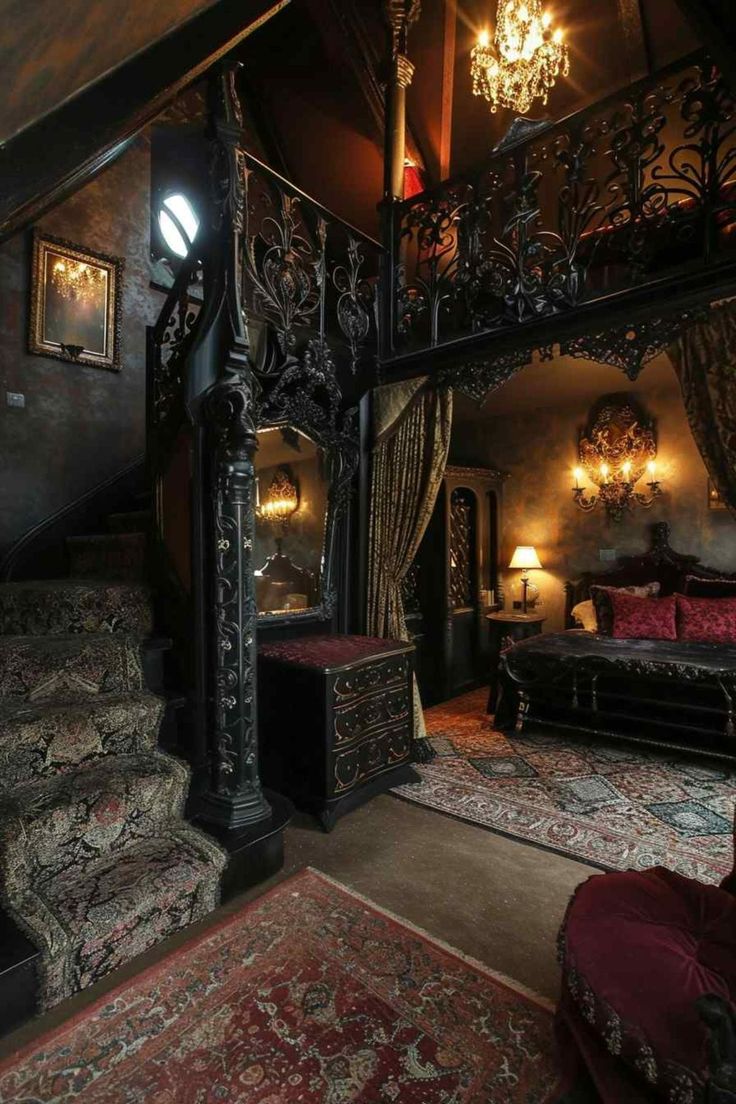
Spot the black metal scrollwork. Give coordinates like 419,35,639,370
393,50,736,382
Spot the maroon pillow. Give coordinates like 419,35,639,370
683,573,736,599
677,594,736,644
590,582,661,635
610,591,677,640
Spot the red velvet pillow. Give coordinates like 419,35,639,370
677,594,736,644
609,591,677,640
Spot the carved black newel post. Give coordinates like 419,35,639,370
195,64,272,832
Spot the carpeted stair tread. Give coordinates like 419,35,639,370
0,508,226,1014
16,829,225,1004
0,579,152,636
1,752,193,881
66,533,146,582
107,509,151,534
0,692,163,787
0,634,144,701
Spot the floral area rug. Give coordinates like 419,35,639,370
0,868,558,1104
393,689,736,884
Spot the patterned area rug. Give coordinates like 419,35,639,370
393,689,736,884
0,869,558,1104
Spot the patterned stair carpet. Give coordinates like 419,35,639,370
0,514,226,1012
0,869,558,1104
393,689,736,884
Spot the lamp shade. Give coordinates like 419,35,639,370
508,545,542,570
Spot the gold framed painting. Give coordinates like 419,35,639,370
29,234,124,371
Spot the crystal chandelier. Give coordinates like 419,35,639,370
50,258,106,304
471,1,569,115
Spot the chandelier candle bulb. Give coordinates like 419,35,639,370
471,0,570,114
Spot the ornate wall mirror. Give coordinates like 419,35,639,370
254,427,329,618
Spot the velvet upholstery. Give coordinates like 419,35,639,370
677,595,736,644
609,592,677,640
557,866,736,1102
590,582,661,635
258,634,409,671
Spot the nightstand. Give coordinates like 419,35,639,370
486,612,546,714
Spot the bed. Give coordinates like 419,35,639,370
495,523,736,761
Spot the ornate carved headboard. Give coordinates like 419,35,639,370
564,523,733,627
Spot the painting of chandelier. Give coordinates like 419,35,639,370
471,1,569,115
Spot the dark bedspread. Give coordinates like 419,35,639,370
504,630,736,680
495,630,736,731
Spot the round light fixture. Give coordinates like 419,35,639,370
158,193,199,259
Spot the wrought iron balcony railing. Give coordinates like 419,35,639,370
240,151,381,384
388,49,736,363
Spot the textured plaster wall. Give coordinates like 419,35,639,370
0,136,160,559
450,353,736,633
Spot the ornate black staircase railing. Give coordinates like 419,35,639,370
146,65,381,834
385,49,736,383
240,149,381,382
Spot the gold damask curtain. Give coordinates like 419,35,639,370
367,380,453,759
671,301,736,520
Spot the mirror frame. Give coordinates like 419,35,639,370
254,342,358,626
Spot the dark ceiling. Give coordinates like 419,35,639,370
0,0,222,145
236,0,699,236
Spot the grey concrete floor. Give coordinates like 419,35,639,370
0,794,595,1061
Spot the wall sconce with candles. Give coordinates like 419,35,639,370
256,467,299,542
571,396,662,523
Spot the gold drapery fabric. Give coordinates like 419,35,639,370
671,302,736,521
366,381,453,752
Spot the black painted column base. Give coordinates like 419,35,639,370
196,788,293,901
192,785,273,832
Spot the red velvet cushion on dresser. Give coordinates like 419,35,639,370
258,635,408,671
557,867,736,1102
677,595,736,644
610,591,677,640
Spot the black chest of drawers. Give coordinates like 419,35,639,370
258,634,419,830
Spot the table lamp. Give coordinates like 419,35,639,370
508,545,543,614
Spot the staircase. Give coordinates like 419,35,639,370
0,509,226,1012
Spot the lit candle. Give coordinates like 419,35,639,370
541,10,552,28
478,28,490,48
573,466,583,489
622,460,632,480
600,463,609,482
647,460,657,479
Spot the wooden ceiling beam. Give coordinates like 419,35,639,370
311,0,427,173
0,0,289,243
673,0,736,89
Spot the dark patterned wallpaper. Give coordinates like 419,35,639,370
450,353,736,633
0,135,162,558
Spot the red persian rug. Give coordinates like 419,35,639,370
394,688,736,883
0,868,558,1103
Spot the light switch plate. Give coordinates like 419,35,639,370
6,391,25,408
599,548,617,562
